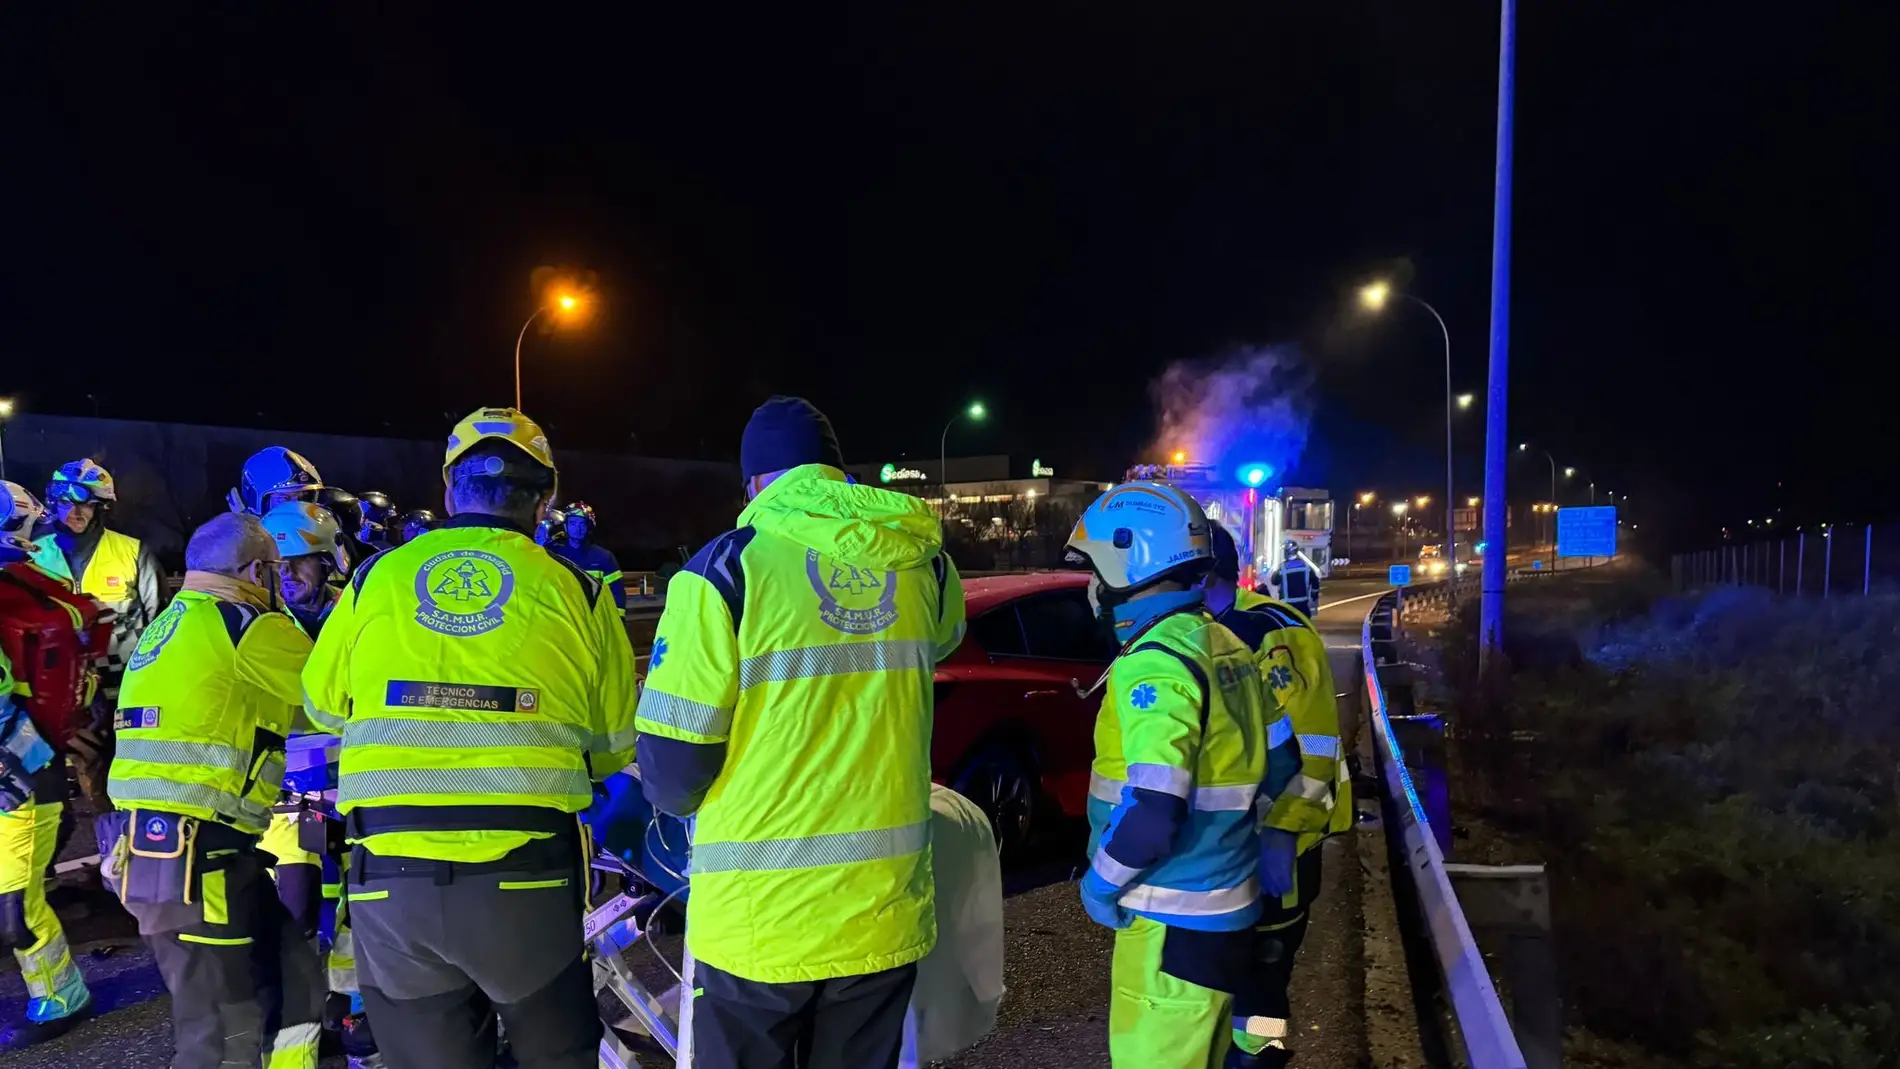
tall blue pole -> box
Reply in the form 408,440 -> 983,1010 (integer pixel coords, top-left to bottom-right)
1478,0 -> 1518,671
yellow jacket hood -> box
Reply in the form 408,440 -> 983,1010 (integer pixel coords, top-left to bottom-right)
738,465 -> 944,569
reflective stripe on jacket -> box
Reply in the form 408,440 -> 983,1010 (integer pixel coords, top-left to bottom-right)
635,464 -> 966,984
300,516 -> 639,863
1228,589 -> 1349,852
108,587 -> 311,834
1086,609 -> 1268,932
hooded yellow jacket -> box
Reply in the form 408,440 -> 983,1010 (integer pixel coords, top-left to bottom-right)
635,465 -> 965,983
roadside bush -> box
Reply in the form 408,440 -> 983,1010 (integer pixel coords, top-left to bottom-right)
1436,575 -> 1900,1067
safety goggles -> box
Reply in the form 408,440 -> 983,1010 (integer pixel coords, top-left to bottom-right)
48,485 -> 106,505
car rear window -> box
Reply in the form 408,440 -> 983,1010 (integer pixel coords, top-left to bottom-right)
1016,591 -> 1115,662
967,606 -> 1028,657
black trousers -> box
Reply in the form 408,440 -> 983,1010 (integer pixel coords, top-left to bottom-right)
1231,845 -> 1324,1023
348,855 -> 601,1069
126,849 -> 326,1069
693,959 -> 918,1069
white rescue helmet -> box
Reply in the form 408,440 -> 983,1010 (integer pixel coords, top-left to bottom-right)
261,501 -> 351,575
1065,481 -> 1212,593
1,480 -> 46,553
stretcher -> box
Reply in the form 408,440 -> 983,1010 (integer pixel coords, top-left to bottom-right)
585,768 -> 697,1068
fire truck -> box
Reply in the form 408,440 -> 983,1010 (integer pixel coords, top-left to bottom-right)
1126,461 -> 1335,592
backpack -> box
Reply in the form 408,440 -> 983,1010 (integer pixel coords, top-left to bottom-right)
0,561 -> 113,751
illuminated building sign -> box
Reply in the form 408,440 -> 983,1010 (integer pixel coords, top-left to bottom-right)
880,463 -> 928,483
1031,458 -> 1055,477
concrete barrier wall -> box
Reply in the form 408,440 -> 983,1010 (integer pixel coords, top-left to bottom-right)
2,414 -> 740,566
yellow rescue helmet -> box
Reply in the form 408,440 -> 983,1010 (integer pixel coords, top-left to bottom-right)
442,407 -> 556,486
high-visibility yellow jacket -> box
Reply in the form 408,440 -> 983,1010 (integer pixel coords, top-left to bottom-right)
1085,607 -> 1272,931
635,465 -> 966,983
1225,589 -> 1350,853
301,515 -> 639,863
33,527 -> 160,676
107,580 -> 312,834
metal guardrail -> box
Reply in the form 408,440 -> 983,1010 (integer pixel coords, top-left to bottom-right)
1362,591 -> 1530,1069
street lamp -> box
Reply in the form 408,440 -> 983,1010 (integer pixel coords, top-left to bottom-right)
1457,393 -> 1475,410
1359,280 -> 1459,584
0,397 -> 13,480
514,289 -> 590,410
1390,500 -> 1411,562
941,402 -> 987,487
1346,491 -> 1378,563
1520,442 -> 1559,566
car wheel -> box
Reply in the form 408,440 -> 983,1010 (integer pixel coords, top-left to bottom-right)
954,744 -> 1039,863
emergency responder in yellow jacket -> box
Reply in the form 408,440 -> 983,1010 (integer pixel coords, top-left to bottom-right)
258,499 -> 381,1065
32,459 -> 165,689
1206,522 -> 1349,1069
1066,482 -> 1294,1069
105,511 -> 325,1069
636,395 -> 966,1069
1,481 -> 98,1046
301,407 -> 637,1069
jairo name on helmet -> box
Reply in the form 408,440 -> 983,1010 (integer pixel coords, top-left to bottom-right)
384,681 -> 541,713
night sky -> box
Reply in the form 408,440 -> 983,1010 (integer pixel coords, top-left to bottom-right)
3,5 -> 1888,548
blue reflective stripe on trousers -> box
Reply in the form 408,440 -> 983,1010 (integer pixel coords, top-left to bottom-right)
691,820 -> 929,874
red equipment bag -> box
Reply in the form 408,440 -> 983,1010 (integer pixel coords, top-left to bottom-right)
0,561 -> 113,752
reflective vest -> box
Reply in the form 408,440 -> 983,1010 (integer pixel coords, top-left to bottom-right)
1086,609 -> 1270,931
301,516 -> 639,864
33,528 -> 146,674
108,590 -> 313,834
635,465 -> 967,984
1228,589 -> 1352,852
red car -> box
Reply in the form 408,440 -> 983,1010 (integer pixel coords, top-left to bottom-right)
933,572 -> 1116,857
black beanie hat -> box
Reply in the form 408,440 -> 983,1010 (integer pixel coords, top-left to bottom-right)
741,396 -> 844,479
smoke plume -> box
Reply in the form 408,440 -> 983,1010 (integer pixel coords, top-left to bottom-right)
1147,344 -> 1313,477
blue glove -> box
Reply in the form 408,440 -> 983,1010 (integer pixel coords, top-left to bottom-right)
1259,827 -> 1299,898
1080,869 -> 1134,930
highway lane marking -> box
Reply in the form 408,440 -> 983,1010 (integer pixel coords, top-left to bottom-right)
1320,587 -> 1392,610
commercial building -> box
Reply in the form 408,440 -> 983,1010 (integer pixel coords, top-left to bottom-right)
844,454 -> 1110,509
844,455 -> 1111,570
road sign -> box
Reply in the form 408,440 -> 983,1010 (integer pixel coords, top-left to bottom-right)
1389,564 -> 1412,586
1557,506 -> 1617,558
